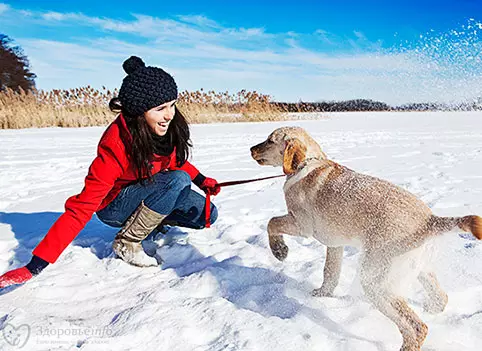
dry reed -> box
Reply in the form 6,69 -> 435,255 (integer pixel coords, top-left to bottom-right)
0,87 -> 292,129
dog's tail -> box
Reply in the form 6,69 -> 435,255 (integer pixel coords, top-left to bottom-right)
429,215 -> 482,239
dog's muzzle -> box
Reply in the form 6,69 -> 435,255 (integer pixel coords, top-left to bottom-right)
250,145 -> 266,164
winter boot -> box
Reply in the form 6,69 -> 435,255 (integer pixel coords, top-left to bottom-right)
112,201 -> 167,267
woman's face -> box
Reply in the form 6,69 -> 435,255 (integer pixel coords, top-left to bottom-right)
144,99 -> 177,136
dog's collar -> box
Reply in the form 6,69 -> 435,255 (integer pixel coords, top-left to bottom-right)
286,156 -> 324,179
296,157 -> 324,171
284,156 -> 326,191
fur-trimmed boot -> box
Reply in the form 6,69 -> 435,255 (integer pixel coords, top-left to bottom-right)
112,201 -> 166,267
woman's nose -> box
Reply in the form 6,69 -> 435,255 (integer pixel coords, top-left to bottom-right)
165,109 -> 174,121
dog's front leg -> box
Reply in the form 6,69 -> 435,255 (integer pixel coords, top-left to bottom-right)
312,246 -> 343,297
267,213 -> 300,261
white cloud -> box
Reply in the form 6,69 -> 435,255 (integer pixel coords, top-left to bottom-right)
353,30 -> 366,40
0,3 -> 9,14
177,14 -> 220,29
314,29 -> 336,45
42,11 -> 67,21
18,9 -> 33,17
21,36 -> 462,105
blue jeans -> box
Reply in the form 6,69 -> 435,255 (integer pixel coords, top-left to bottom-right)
96,170 -> 218,231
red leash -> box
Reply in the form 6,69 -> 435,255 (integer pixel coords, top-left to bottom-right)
205,174 -> 285,228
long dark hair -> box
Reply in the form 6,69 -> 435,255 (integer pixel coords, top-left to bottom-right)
109,97 -> 192,183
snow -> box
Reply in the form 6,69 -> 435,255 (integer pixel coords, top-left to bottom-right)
0,111 -> 481,350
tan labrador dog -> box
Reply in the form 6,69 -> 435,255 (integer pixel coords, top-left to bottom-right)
250,126 -> 481,351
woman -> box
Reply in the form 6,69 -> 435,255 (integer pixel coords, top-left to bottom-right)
0,56 -> 220,288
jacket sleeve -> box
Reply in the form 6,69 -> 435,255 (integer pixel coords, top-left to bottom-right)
32,139 -> 127,263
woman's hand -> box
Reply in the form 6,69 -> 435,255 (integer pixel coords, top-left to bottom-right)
201,177 -> 221,196
0,267 -> 33,288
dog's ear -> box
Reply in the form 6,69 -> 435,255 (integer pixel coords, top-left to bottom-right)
283,138 -> 307,175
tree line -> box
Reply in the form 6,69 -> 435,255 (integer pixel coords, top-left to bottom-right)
272,99 -> 482,112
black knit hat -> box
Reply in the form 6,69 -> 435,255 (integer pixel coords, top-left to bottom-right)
118,56 -> 178,117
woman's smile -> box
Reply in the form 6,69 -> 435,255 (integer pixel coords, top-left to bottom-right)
157,121 -> 170,130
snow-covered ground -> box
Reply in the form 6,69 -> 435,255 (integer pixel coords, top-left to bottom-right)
0,111 -> 481,351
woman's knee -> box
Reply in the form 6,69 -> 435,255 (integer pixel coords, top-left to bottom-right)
150,170 -> 191,192
166,170 -> 191,190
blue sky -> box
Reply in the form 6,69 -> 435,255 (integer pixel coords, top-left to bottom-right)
1,0 -> 481,104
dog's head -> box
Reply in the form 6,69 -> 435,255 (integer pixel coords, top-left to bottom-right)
250,127 -> 326,175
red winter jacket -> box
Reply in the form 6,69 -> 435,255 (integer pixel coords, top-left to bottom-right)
32,114 -> 200,263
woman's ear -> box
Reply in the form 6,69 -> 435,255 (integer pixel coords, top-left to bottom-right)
283,139 -> 307,175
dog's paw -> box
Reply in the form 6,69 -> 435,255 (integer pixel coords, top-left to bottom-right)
270,241 -> 288,261
311,287 -> 333,297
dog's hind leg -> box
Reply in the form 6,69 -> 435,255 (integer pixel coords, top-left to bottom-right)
267,213 -> 300,261
312,246 -> 343,297
418,271 -> 448,314
361,253 -> 428,351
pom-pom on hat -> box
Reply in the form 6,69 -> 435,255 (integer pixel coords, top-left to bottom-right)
118,56 -> 178,117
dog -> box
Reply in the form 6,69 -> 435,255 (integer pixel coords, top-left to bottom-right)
250,126 -> 481,351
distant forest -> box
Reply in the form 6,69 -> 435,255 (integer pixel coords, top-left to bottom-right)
272,98 -> 482,112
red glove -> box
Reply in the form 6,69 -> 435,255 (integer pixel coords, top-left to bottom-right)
201,177 -> 221,196
0,267 -> 33,288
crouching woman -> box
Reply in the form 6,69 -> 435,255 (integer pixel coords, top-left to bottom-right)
0,56 -> 220,289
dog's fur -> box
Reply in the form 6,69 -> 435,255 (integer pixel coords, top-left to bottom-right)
251,126 -> 481,351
